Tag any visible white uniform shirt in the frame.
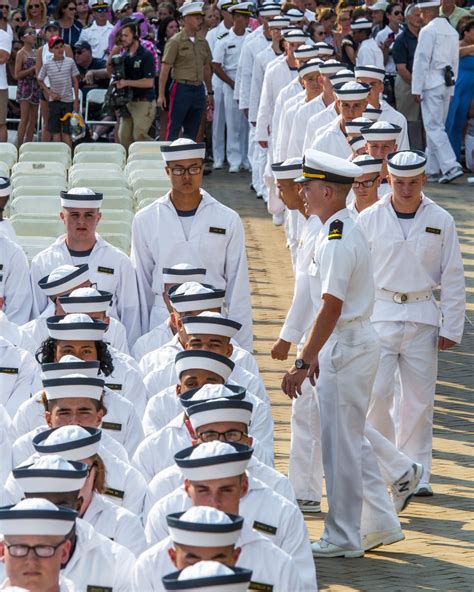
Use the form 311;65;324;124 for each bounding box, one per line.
213;27;249;77
29;234;141;345
273;87;306;162
0;219;17;243
207;21;230;94
131;190;252;351
0;337;37;419
357;193;465;342
0;404;13;485
375;25;402;74
77;20;114;59
0;236;33;325
235;26;270;109
287;94;328;158
145;476;317;591
311;116;352;158
302;102;337;152
411;16;459;95
248;47;282;123
356;37;384;69
379;99;410;150
131;319;173;360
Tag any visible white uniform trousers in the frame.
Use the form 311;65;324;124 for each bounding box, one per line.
421;84;459;175
253;138;268;199
318;321;399;549
211;79;226;167
368;321;438;484
223;79;249;169
365;422;413;485
264;141;285;215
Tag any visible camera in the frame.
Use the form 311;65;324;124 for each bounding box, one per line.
102;54;133;117
444;65;455;88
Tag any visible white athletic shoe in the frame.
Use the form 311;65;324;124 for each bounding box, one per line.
213;161;224;170
229;165;240;173
438;165;463;184
311;539;364;558
414;483;433;497
297;499;321;513
391;462;424;513
363;528;405;551
272;213;284;226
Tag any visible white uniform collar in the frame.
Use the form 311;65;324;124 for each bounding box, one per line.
160;189;216;210
379;191;433;210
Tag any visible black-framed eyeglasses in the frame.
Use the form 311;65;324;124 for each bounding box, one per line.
30;4;41;8
198;429;248;443
353;175;379;188
0;4;10;7
170;165;202;176
6;540;67;558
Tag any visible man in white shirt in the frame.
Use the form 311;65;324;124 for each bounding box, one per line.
78;0;114;59
352;18;384;68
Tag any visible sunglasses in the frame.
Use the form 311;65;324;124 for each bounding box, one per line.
0;3;10;7
67;5;77;9
393;10;402;15
30;4;41;8
93;7;108;12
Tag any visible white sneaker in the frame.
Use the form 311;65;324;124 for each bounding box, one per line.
391;462;424;513
297;499;321;513
212;161;224;170
311;538;364;558
272;213;284;226
414;483;433;497
229;165;240;173
426;174;440;183
363;528;405;551
438;165;463;184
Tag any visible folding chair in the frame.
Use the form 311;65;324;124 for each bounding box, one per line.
127;151;167;163
0;142;18;169
100;208;134;224
13;175;67;190
11;186;65;200
12;161;67;179
128;168;168;185
73;150;125;166
84;89;117;130
20;142;71;158
124;159;166;177
130;177;171;194
19;151;71;168
69;178;128;191
10;196;61;217
74;142;125;158
133;187;158;203
97;219;131;236
11;216;64;237
0;162;10;178
128;141;170;156
16;236;56;262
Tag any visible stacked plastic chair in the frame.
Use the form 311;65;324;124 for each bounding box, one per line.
126;141;172;210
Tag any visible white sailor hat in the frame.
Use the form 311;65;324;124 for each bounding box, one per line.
268;15;290;28
283;28;307;43
284;7;304;22
318;59;345;76
333;81;370;101
416;0;441;7
361;121;402;142
38;264;90;297
271;157;302;180
58;287;112;314
0;498;77;537
161;139;206;162
182;312;242;339
363;104;383;121
175;350;235;383
168;282;225;313
296;149;363;183
349;135;368;153
298;57;321;76
330;68;355;86
47;314;107;341
0;176;10;198
258;3;280;17
368;1;388;11
41;356;100;380
352;154;383;175
174;442;253;481
179;384;246;411
351;17;373;30
162;562;253;592
188;397;253;432
228;2;254;15
313;41;335;57
179;1;205;16
167;507;244;548
60;187;103;209
354;64;386;82
33;426;102;461
42;373;105;401
294;44;319;60
345;116;372;135
386;150;427;177
89;0;110;9
12;456;88;494
163;264;207;285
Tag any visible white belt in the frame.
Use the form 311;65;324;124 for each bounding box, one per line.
376;288;432;304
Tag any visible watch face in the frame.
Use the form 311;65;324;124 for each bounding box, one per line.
295;359;304;369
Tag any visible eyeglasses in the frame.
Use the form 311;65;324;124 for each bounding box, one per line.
6;540;66;558
392;10;402;15
170;166;202;176
0;4;9;8
67;5;77;10
353;176;379;188
198;429;248;443
30;4;41;8
13;16;25;21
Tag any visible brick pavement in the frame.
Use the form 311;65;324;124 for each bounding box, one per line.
204;171;474;591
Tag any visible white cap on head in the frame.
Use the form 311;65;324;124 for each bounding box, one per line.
271;157;303;180
283;28;307;43
161;139;206;161
60;187;103;209
363;104;383;122
41;356;100;380
182;311;241;339
175;441;253;481
296;149;363;184
258;3;280;17
187;397;253;432
313;41;335;57
416;0;440;7
387;150;427;177
268;15;290;28
318;59;345;76
42;372;105;401
352;154;383;175
89;0;110;8
33;425;102;461
351;17;373;30
285;7;304;21
162;263;207;286
39;264;90;297
330;69;355;86
175;350;235;383
47;313;107;341
294;44;319;60
361;121;402;142
113;0;129;12
162;561;253;591
169;282;225;313
333;81;370;101
0;498;77;536
349;135;368;153
355;64;386;82
179;1;205;16
368;1;388;11
345;116;372;136
13;455;88;493
298;57;321;77
58;288;113;314
228;2;254;15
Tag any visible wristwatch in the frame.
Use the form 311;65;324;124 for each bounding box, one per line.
207;90;214;95
294;358;310;370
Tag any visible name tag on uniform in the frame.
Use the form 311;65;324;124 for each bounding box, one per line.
425;227;441;235
209;227;226;235
104;487;124;499
253;520;277;535
102;421;122;431
249;583;274;592
97;266;114;275
228;44;236;49
105;383;122;391
0;264;3;270
0;367;19;374
87;587;113;592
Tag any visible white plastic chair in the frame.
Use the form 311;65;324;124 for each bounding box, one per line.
100;208;134;224
128;141;170;155
73;150;125;166
124;159;166;177
12;161;67;179
127;151;167;163
0;162;10;178
20;142;71;157
0;143;18;169
19;151;71;167
84;89;117;129
13;176;67;190
131;177;171;193
74;142;125;158
11;186;65;200
97;219;131;236
16;235;56;262
101;232;131;253
10;196;61;216
69;178;128;191
137;198;156;210
12;216;64;237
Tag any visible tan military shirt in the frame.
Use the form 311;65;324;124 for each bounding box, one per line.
162;30;212;84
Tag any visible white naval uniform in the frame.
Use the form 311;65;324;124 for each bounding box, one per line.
302;102;338;152
271;80;305;162
309;208;400;550
131;190;253;351
311;116;352;158
0;404;13;485
0;236;33;325
143;456;296;518
356;37;384;69
132;525;307;592
0;218;18;243
0;337;37;419
145;475;317;591
131;319;173;361
83;493;147;557
77;20;114;59
0;576;76;591
378;99;410;150
411;16;459;175
287;94;328;159
29;234;142;345
213;28;250;169
133;404;274;481
357;194;465;483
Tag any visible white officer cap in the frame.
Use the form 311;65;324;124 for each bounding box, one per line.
182;311;242;339
179;383;246;411
46;313;107;341
363;104;383;121
349;135;368;153
58;287;112;314
284;7;304;22
268;15;290;28
60;187;103;209
387;150;427;177
162;139;206;162
313;41;335;57
0;176;10;197
217;0;233;9
163;263;207;286
330;69;355;86
361;121;402;142
352;154;383;175
368;1;388;11
162;562;253;592
174;441;253;481
167;507;244;548
345;117;372;135
355;64;386;82
271;157;303;180
169;282;225;313
296;149;363;184
333;81;370;101
179;1;205;17
258;3;281;17
42;372;105;401
33;425;102;461
41;356;100;380
283;28;307;43
175;350;235;382
294;44;319;60
351;17;373;30
416;0;440;7
0;498;77;537
12;455;88;494
228;2;254;15
113;0;129;11
89;0;110;8
38;264;90;297
318;59;345;76
187;397;253;432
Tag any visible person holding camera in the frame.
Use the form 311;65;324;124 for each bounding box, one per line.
411;0;463;183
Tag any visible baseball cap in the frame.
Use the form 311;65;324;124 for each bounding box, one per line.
74;40;92;51
48;35;63;49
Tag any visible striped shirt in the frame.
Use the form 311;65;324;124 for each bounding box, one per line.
38;56;79;102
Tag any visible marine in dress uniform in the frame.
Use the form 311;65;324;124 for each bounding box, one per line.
77;0;114;59
0;235;32;326
357;150;465;495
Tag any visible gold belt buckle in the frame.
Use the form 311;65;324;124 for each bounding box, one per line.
393;292;408;304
